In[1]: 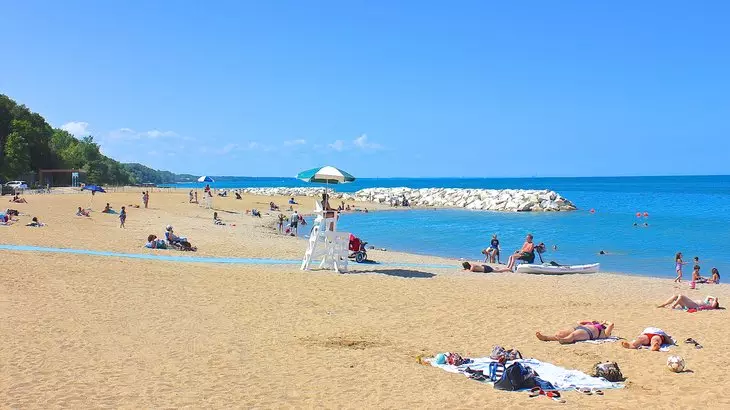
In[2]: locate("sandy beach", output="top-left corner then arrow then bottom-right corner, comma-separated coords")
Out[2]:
2,190 -> 729,408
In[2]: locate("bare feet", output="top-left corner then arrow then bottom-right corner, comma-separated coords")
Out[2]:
536,331 -> 551,341
621,341 -> 632,349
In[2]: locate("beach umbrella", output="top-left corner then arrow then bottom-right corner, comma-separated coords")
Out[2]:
297,166 -> 356,198
197,176 -> 215,183
81,184 -> 105,208
297,166 -> 355,185
81,184 -> 106,194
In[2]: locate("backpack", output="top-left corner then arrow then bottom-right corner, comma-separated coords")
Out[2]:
592,361 -> 624,382
490,345 -> 523,363
494,362 -> 538,391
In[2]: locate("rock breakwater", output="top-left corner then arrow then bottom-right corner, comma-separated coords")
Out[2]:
237,187 -> 577,212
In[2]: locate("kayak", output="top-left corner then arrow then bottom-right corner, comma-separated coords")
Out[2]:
516,263 -> 600,275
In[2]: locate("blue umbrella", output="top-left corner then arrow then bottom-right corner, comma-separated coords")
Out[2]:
197,176 -> 215,183
81,184 -> 106,193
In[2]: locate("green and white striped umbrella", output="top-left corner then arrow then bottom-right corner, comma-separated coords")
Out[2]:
297,166 -> 356,184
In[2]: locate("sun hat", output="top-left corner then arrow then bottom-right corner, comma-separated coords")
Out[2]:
166,225 -> 173,231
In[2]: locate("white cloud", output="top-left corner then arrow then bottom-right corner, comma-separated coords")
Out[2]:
219,143 -> 239,154
145,130 -> 178,138
107,128 -> 178,140
61,121 -> 90,136
328,140 -> 345,152
353,134 -> 382,150
284,139 -> 307,146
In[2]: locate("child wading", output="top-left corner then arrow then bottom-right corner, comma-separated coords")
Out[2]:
119,206 -> 127,228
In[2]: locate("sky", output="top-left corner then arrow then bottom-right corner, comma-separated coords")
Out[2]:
1,1 -> 729,178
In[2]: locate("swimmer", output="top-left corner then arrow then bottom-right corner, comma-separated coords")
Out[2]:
599,250 -> 606,255
552,245 -> 558,251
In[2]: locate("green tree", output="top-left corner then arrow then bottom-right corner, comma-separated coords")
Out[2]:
2,131 -> 31,179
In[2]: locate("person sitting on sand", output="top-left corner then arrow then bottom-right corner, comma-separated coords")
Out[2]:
657,294 -> 720,310
145,234 -> 167,249
289,197 -> 297,205
536,321 -> 614,344
709,268 -> 720,284
506,234 -> 536,270
691,265 -> 708,283
102,203 -> 113,213
165,225 -> 197,251
213,212 -> 225,225
10,194 -> 27,203
76,207 -> 90,217
621,327 -> 675,351
251,209 -> 261,218
461,261 -> 511,273
235,192 -> 242,200
26,216 -> 43,227
270,202 -> 280,211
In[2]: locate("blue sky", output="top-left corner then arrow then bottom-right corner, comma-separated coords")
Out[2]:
1,1 -> 729,177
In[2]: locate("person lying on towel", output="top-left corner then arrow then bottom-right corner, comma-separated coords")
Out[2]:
536,321 -> 614,344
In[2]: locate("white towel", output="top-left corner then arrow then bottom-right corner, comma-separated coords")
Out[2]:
428,356 -> 622,390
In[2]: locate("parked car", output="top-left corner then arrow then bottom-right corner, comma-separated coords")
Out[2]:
5,181 -> 28,191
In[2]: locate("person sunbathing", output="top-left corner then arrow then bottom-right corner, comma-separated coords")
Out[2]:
10,195 -> 27,203
165,225 -> 196,251
26,216 -> 43,227
213,212 -> 225,225
621,327 -> 674,351
536,321 -> 614,344
145,234 -> 167,249
76,207 -> 90,217
461,261 -> 511,273
235,192 -> 242,200
657,294 -> 720,310
270,202 -> 280,211
251,209 -> 261,218
710,268 -> 720,284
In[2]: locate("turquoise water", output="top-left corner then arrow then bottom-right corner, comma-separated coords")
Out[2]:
173,176 -> 730,278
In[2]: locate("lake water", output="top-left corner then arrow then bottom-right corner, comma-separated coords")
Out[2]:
171,176 -> 730,278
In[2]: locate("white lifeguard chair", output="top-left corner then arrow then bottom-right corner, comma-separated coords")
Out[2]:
301,200 -> 349,273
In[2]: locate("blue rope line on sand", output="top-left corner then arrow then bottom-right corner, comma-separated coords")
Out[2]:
0,244 -> 453,269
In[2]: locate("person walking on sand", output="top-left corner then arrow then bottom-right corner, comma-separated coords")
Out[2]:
189,190 -> 194,203
277,214 -> 285,234
674,252 -> 687,283
142,191 -> 149,208
119,206 -> 127,228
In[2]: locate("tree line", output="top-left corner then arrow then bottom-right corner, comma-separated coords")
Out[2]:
0,94 -> 193,186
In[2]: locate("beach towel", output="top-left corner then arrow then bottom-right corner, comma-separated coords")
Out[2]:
428,356 -> 622,391
577,336 -> 621,345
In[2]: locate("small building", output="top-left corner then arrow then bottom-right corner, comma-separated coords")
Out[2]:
38,169 -> 87,187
